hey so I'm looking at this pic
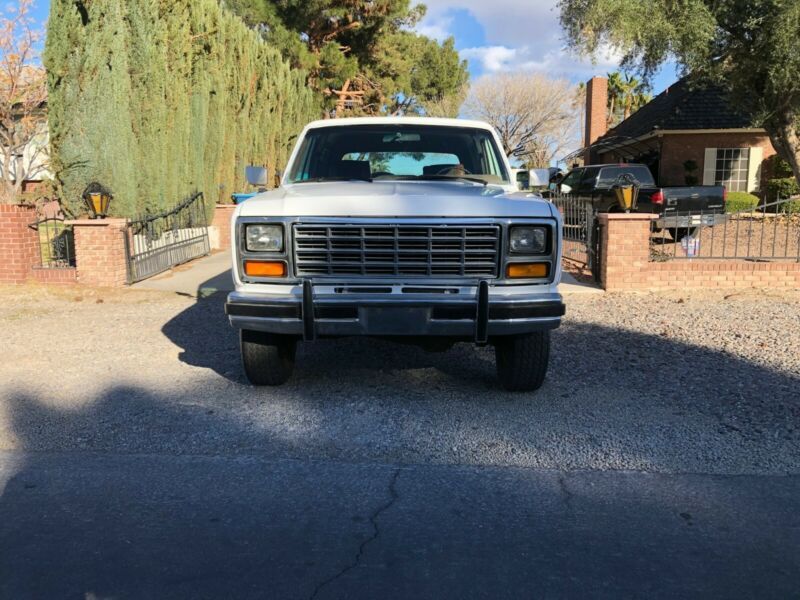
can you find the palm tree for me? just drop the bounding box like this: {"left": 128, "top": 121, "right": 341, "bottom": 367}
{"left": 606, "top": 72, "right": 624, "bottom": 127}
{"left": 606, "top": 71, "right": 652, "bottom": 126}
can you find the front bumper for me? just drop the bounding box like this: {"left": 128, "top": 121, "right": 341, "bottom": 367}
{"left": 226, "top": 282, "right": 565, "bottom": 342}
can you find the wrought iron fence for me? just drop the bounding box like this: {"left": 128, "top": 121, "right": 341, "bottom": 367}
{"left": 125, "top": 192, "right": 210, "bottom": 283}
{"left": 29, "top": 217, "right": 75, "bottom": 268}
{"left": 651, "top": 197, "right": 800, "bottom": 262}
{"left": 550, "top": 193, "right": 600, "bottom": 279}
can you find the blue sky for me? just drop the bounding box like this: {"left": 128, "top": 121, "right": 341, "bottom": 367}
{"left": 416, "top": 0, "right": 680, "bottom": 94}
{"left": 25, "top": 0, "right": 49, "bottom": 24}
{"left": 27, "top": 0, "right": 678, "bottom": 93}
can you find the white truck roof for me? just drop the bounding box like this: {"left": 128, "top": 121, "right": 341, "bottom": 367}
{"left": 303, "top": 116, "right": 497, "bottom": 132}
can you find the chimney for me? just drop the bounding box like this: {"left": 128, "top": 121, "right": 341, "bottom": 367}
{"left": 584, "top": 76, "right": 608, "bottom": 165}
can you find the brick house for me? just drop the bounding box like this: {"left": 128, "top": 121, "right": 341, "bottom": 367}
{"left": 581, "top": 76, "right": 776, "bottom": 195}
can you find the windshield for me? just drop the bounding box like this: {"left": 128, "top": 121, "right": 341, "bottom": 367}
{"left": 287, "top": 124, "right": 510, "bottom": 185}
{"left": 596, "top": 166, "right": 655, "bottom": 188}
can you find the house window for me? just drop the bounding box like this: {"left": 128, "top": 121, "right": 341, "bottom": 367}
{"left": 714, "top": 148, "right": 750, "bottom": 192}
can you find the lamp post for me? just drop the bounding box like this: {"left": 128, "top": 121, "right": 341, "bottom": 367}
{"left": 613, "top": 173, "right": 640, "bottom": 213}
{"left": 82, "top": 182, "right": 114, "bottom": 219}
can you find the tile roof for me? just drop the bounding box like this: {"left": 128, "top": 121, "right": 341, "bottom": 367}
{"left": 601, "top": 77, "right": 754, "bottom": 140}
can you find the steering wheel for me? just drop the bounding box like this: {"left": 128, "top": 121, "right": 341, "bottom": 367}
{"left": 435, "top": 165, "right": 473, "bottom": 175}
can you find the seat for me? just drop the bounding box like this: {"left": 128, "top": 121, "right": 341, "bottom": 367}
{"left": 423, "top": 164, "right": 460, "bottom": 176}
{"left": 337, "top": 160, "right": 372, "bottom": 181}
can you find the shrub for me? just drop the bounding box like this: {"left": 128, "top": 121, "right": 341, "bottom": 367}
{"left": 779, "top": 199, "right": 800, "bottom": 215}
{"left": 725, "top": 191, "right": 759, "bottom": 213}
{"left": 45, "top": 0, "right": 320, "bottom": 218}
{"left": 769, "top": 156, "right": 795, "bottom": 179}
{"left": 766, "top": 177, "right": 800, "bottom": 203}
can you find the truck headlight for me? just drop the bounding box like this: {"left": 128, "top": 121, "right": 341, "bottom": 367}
{"left": 246, "top": 224, "right": 284, "bottom": 252}
{"left": 509, "top": 226, "right": 548, "bottom": 254}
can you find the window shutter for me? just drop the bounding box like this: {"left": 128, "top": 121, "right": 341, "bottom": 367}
{"left": 747, "top": 147, "right": 763, "bottom": 192}
{"left": 702, "top": 148, "right": 717, "bottom": 185}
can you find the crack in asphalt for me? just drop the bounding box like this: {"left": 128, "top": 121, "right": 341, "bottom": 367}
{"left": 558, "top": 473, "right": 574, "bottom": 511}
{"left": 309, "top": 467, "right": 402, "bottom": 600}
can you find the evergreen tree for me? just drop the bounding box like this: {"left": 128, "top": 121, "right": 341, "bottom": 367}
{"left": 225, "top": 0, "right": 468, "bottom": 116}
{"left": 45, "top": 0, "right": 319, "bottom": 218}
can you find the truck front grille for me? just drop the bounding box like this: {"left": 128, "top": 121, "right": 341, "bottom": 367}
{"left": 293, "top": 223, "right": 501, "bottom": 278}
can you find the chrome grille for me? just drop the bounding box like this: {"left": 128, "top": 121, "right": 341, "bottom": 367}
{"left": 293, "top": 224, "right": 501, "bottom": 278}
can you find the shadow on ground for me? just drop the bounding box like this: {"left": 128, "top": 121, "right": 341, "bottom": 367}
{"left": 2, "top": 290, "right": 800, "bottom": 598}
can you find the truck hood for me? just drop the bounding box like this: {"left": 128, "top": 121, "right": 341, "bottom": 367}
{"left": 236, "top": 181, "right": 555, "bottom": 218}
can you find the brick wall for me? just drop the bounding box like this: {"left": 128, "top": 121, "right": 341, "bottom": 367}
{"left": 658, "top": 132, "right": 776, "bottom": 190}
{"left": 0, "top": 204, "right": 39, "bottom": 284}
{"left": 211, "top": 204, "right": 236, "bottom": 251}
{"left": 598, "top": 213, "right": 800, "bottom": 291}
{"left": 68, "top": 219, "right": 129, "bottom": 287}
{"left": 30, "top": 267, "right": 78, "bottom": 285}
{"left": 598, "top": 213, "right": 654, "bottom": 290}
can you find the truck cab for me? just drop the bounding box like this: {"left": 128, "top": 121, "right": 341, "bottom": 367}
{"left": 225, "top": 117, "right": 565, "bottom": 392}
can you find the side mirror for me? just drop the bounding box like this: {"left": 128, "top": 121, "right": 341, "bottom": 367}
{"left": 246, "top": 166, "right": 269, "bottom": 187}
{"left": 528, "top": 169, "right": 551, "bottom": 188}
{"left": 560, "top": 183, "right": 573, "bottom": 194}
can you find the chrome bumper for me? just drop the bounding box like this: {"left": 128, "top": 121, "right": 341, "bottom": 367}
{"left": 656, "top": 213, "right": 728, "bottom": 229}
{"left": 226, "top": 282, "right": 565, "bottom": 342}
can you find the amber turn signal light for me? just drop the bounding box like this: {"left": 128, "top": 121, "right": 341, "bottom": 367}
{"left": 507, "top": 263, "right": 549, "bottom": 279}
{"left": 244, "top": 260, "right": 287, "bottom": 278}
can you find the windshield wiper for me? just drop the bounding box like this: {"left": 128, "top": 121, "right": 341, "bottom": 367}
{"left": 414, "top": 175, "right": 489, "bottom": 186}
{"left": 294, "top": 176, "right": 372, "bottom": 184}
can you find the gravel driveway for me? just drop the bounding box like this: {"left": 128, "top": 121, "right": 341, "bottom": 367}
{"left": 2, "top": 284, "right": 798, "bottom": 475}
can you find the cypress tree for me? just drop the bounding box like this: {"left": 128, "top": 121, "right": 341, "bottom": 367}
{"left": 45, "top": 0, "right": 319, "bottom": 218}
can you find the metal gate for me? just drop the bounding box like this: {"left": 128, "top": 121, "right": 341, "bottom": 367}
{"left": 550, "top": 194, "right": 600, "bottom": 280}
{"left": 125, "top": 192, "right": 210, "bottom": 284}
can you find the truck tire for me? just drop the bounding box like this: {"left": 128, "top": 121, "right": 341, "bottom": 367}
{"left": 669, "top": 227, "right": 699, "bottom": 241}
{"left": 240, "top": 330, "right": 296, "bottom": 386}
{"left": 495, "top": 331, "right": 550, "bottom": 392}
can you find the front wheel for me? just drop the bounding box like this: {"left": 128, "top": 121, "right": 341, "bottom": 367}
{"left": 240, "top": 330, "right": 296, "bottom": 386}
{"left": 494, "top": 331, "right": 551, "bottom": 392}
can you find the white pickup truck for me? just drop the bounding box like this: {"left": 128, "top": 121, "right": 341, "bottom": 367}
{"left": 225, "top": 117, "right": 565, "bottom": 391}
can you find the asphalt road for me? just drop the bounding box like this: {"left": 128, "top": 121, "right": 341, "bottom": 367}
{"left": 1, "top": 453, "right": 798, "bottom": 599}
{"left": 1, "top": 284, "right": 799, "bottom": 598}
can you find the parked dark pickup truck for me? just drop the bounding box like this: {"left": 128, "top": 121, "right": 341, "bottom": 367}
{"left": 557, "top": 164, "right": 727, "bottom": 239}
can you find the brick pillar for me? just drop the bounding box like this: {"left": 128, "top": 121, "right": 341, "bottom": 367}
{"left": 211, "top": 204, "right": 236, "bottom": 251}
{"left": 584, "top": 76, "right": 608, "bottom": 165}
{"left": 0, "top": 204, "right": 39, "bottom": 284}
{"left": 68, "top": 218, "right": 129, "bottom": 287}
{"left": 598, "top": 213, "right": 654, "bottom": 291}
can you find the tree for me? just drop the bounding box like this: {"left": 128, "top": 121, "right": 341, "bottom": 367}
{"left": 45, "top": 0, "right": 318, "bottom": 217}
{"left": 0, "top": 0, "right": 48, "bottom": 203}
{"left": 419, "top": 82, "right": 469, "bottom": 118}
{"left": 559, "top": 0, "right": 800, "bottom": 186}
{"left": 606, "top": 71, "right": 651, "bottom": 127}
{"left": 463, "top": 73, "right": 578, "bottom": 167}
{"left": 225, "top": 0, "right": 468, "bottom": 116}
{"left": 574, "top": 81, "right": 586, "bottom": 147}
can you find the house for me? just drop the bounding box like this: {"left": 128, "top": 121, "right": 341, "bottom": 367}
{"left": 0, "top": 65, "right": 49, "bottom": 196}
{"left": 579, "top": 76, "right": 776, "bottom": 194}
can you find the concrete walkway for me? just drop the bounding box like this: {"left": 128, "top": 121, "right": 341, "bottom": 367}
{"left": 132, "top": 251, "right": 234, "bottom": 297}
{"left": 559, "top": 272, "right": 603, "bottom": 294}
{"left": 133, "top": 251, "right": 603, "bottom": 297}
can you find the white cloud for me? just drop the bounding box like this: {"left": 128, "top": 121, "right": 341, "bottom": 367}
{"left": 415, "top": 13, "right": 454, "bottom": 42}
{"left": 461, "top": 43, "right": 623, "bottom": 78}
{"left": 417, "top": 0, "right": 623, "bottom": 81}
{"left": 460, "top": 46, "right": 519, "bottom": 73}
